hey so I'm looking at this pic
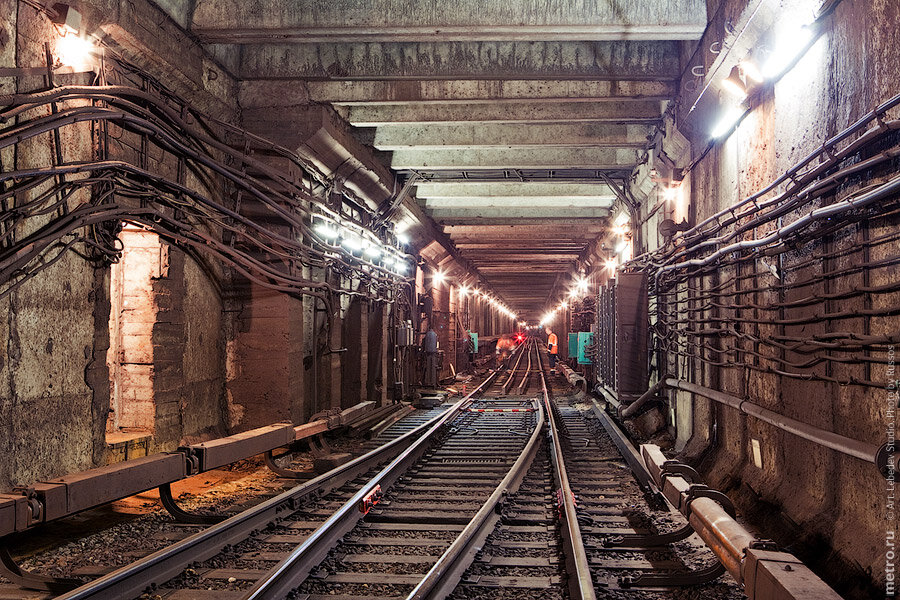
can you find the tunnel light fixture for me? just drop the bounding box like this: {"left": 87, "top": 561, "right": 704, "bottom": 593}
{"left": 614, "top": 241, "right": 628, "bottom": 255}
{"left": 722, "top": 65, "right": 748, "bottom": 99}
{"left": 576, "top": 276, "right": 589, "bottom": 292}
{"left": 459, "top": 286, "right": 469, "bottom": 297}
{"left": 394, "top": 261, "right": 408, "bottom": 275}
{"left": 432, "top": 270, "right": 446, "bottom": 285}
{"left": 662, "top": 183, "right": 683, "bottom": 203}
{"left": 711, "top": 105, "right": 746, "bottom": 139}
{"left": 314, "top": 221, "right": 339, "bottom": 239}
{"left": 397, "top": 233, "right": 410, "bottom": 246}
{"left": 568, "top": 289, "right": 578, "bottom": 299}
{"left": 740, "top": 59, "right": 763, "bottom": 84}
{"left": 55, "top": 32, "right": 95, "bottom": 69}
{"left": 340, "top": 234, "right": 363, "bottom": 252}
{"left": 605, "top": 257, "right": 618, "bottom": 275}
{"left": 559, "top": 301, "right": 568, "bottom": 310}
{"left": 762, "top": 23, "right": 814, "bottom": 79}
{"left": 363, "top": 244, "right": 381, "bottom": 258}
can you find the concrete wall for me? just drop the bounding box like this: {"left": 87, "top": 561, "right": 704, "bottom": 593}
{"left": 0, "top": 0, "right": 234, "bottom": 489}
{"left": 638, "top": 0, "right": 899, "bottom": 594}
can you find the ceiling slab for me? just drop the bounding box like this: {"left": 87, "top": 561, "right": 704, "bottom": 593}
{"left": 237, "top": 41, "right": 680, "bottom": 80}
{"left": 374, "top": 123, "right": 651, "bottom": 150}
{"left": 192, "top": 0, "right": 707, "bottom": 43}
{"left": 307, "top": 79, "right": 677, "bottom": 105}
{"left": 423, "top": 197, "right": 614, "bottom": 209}
{"left": 391, "top": 147, "right": 639, "bottom": 170}
{"left": 428, "top": 206, "right": 609, "bottom": 219}
{"left": 345, "top": 100, "right": 663, "bottom": 126}
{"left": 416, "top": 182, "right": 616, "bottom": 198}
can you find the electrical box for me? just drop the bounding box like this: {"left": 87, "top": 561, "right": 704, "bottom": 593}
{"left": 577, "top": 332, "right": 594, "bottom": 365}
{"left": 397, "top": 321, "right": 414, "bottom": 346}
{"left": 470, "top": 333, "right": 478, "bottom": 353}
{"left": 567, "top": 333, "right": 578, "bottom": 358}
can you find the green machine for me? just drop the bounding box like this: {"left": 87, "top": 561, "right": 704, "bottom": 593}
{"left": 470, "top": 333, "right": 478, "bottom": 352}
{"left": 576, "top": 331, "right": 594, "bottom": 364}
{"left": 567, "top": 333, "right": 578, "bottom": 358}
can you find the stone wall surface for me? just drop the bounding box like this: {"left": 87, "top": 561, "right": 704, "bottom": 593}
{"left": 0, "top": 0, "right": 234, "bottom": 490}
{"left": 661, "top": 0, "right": 898, "bottom": 593}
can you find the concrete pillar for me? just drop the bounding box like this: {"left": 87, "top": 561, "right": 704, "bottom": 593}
{"left": 342, "top": 296, "right": 367, "bottom": 408}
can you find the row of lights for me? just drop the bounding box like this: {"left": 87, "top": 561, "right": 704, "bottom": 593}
{"left": 457, "top": 281, "right": 517, "bottom": 320}
{"left": 313, "top": 216, "right": 411, "bottom": 276}
{"left": 432, "top": 272, "right": 517, "bottom": 320}
{"left": 711, "top": 20, "right": 817, "bottom": 139}
{"left": 539, "top": 274, "right": 591, "bottom": 327}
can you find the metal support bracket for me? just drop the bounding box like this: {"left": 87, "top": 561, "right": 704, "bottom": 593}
{"left": 264, "top": 449, "right": 316, "bottom": 480}
{"left": 158, "top": 483, "right": 224, "bottom": 525}
{"left": 619, "top": 559, "right": 726, "bottom": 588}
{"left": 602, "top": 522, "right": 694, "bottom": 548}
{"left": 0, "top": 546, "right": 82, "bottom": 593}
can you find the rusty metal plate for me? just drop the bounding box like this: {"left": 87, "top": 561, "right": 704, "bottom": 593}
{"left": 32, "top": 482, "right": 68, "bottom": 522}
{"left": 185, "top": 423, "right": 295, "bottom": 471}
{"left": 49, "top": 453, "right": 186, "bottom": 514}
{"left": 744, "top": 548, "right": 843, "bottom": 600}
{"left": 0, "top": 495, "right": 20, "bottom": 536}
{"left": 0, "top": 494, "right": 29, "bottom": 534}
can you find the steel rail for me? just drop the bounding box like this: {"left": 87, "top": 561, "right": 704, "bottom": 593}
{"left": 500, "top": 342, "right": 527, "bottom": 394}
{"left": 55, "top": 369, "right": 505, "bottom": 600}
{"left": 540, "top": 352, "right": 597, "bottom": 600}
{"left": 406, "top": 395, "right": 545, "bottom": 599}
{"left": 242, "top": 367, "right": 505, "bottom": 599}
{"left": 515, "top": 339, "right": 535, "bottom": 395}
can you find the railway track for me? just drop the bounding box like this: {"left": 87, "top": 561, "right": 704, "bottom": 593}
{"left": 15, "top": 339, "right": 743, "bottom": 600}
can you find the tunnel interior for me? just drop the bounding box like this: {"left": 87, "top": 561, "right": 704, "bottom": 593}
{"left": 0, "top": 0, "right": 897, "bottom": 598}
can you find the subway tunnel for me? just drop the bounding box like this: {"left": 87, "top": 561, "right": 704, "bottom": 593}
{"left": 0, "top": 0, "right": 896, "bottom": 598}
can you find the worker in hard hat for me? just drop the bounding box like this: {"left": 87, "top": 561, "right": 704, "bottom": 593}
{"left": 545, "top": 326, "right": 558, "bottom": 374}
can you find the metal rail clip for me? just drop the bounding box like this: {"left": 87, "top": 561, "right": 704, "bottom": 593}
{"left": 360, "top": 485, "right": 383, "bottom": 514}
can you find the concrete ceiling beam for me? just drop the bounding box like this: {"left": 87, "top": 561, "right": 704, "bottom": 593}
{"left": 236, "top": 41, "right": 680, "bottom": 80}
{"left": 437, "top": 216, "right": 608, "bottom": 226}
{"left": 374, "top": 123, "right": 651, "bottom": 150}
{"left": 191, "top": 0, "right": 707, "bottom": 42}
{"left": 443, "top": 224, "right": 606, "bottom": 235}
{"left": 392, "top": 147, "right": 638, "bottom": 170}
{"left": 429, "top": 207, "right": 609, "bottom": 219}
{"left": 305, "top": 80, "right": 676, "bottom": 105}
{"left": 416, "top": 181, "right": 617, "bottom": 198}
{"left": 346, "top": 100, "right": 663, "bottom": 126}
{"left": 423, "top": 197, "right": 615, "bottom": 209}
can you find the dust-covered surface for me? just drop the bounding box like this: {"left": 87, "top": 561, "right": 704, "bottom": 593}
{"left": 0, "top": 416, "right": 414, "bottom": 594}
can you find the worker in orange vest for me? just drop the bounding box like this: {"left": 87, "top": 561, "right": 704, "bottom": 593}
{"left": 545, "top": 326, "right": 558, "bottom": 374}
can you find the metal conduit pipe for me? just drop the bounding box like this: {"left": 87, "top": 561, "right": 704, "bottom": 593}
{"left": 619, "top": 378, "right": 668, "bottom": 418}
{"left": 556, "top": 363, "right": 586, "bottom": 391}
{"left": 642, "top": 445, "right": 844, "bottom": 599}
{"left": 664, "top": 378, "right": 882, "bottom": 467}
